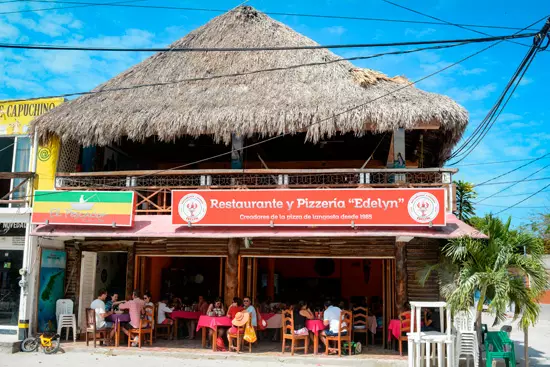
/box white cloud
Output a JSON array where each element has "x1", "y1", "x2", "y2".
[
  {"x1": 323, "y1": 26, "x2": 346, "y2": 36},
  {"x1": 461, "y1": 68, "x2": 486, "y2": 76},
  {"x1": 405, "y1": 28, "x2": 436, "y2": 38},
  {"x1": 0, "y1": 20, "x2": 20, "y2": 40},
  {"x1": 519, "y1": 77, "x2": 533, "y2": 86},
  {"x1": 446, "y1": 83, "x2": 497, "y2": 103}
]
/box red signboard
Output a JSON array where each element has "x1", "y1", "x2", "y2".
[{"x1": 172, "y1": 189, "x2": 446, "y2": 227}]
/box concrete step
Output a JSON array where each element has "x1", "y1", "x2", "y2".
[{"x1": 0, "y1": 335, "x2": 21, "y2": 354}]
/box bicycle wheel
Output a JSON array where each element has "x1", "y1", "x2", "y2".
[
  {"x1": 20, "y1": 338, "x2": 39, "y2": 352},
  {"x1": 43, "y1": 339, "x2": 60, "y2": 354}
]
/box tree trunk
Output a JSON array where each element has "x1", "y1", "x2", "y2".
[
  {"x1": 395, "y1": 242, "x2": 408, "y2": 314},
  {"x1": 224, "y1": 238, "x2": 240, "y2": 307}
]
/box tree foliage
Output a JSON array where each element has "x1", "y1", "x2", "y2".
[
  {"x1": 454, "y1": 180, "x2": 477, "y2": 224},
  {"x1": 418, "y1": 214, "x2": 549, "y2": 331}
]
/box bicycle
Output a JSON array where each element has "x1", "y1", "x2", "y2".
[{"x1": 20, "y1": 332, "x2": 61, "y2": 354}]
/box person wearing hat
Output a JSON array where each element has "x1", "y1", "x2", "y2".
[{"x1": 228, "y1": 311, "x2": 249, "y2": 335}]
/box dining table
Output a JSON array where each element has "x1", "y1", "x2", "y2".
[
  {"x1": 169, "y1": 310, "x2": 202, "y2": 339},
  {"x1": 196, "y1": 315, "x2": 233, "y2": 351},
  {"x1": 305, "y1": 319, "x2": 326, "y2": 355},
  {"x1": 106, "y1": 313, "x2": 131, "y2": 347}
]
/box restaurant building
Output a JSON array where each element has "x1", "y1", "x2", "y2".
[
  {"x1": 27, "y1": 6, "x2": 484, "y2": 345},
  {"x1": 0, "y1": 97, "x2": 63, "y2": 337}
]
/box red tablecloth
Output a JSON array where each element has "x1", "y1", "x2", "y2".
[
  {"x1": 196, "y1": 315, "x2": 233, "y2": 331},
  {"x1": 170, "y1": 311, "x2": 202, "y2": 320},
  {"x1": 106, "y1": 313, "x2": 131, "y2": 323},
  {"x1": 305, "y1": 319, "x2": 326, "y2": 334},
  {"x1": 388, "y1": 319, "x2": 401, "y2": 341}
]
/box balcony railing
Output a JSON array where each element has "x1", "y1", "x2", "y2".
[
  {"x1": 0, "y1": 172, "x2": 35, "y2": 208},
  {"x1": 54, "y1": 168, "x2": 456, "y2": 215}
]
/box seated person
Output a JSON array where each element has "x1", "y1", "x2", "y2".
[
  {"x1": 421, "y1": 308, "x2": 434, "y2": 332},
  {"x1": 293, "y1": 301, "x2": 314, "y2": 343},
  {"x1": 118, "y1": 290, "x2": 145, "y2": 347},
  {"x1": 320, "y1": 300, "x2": 346, "y2": 349},
  {"x1": 105, "y1": 292, "x2": 124, "y2": 312},
  {"x1": 157, "y1": 295, "x2": 175, "y2": 325},
  {"x1": 243, "y1": 296, "x2": 257, "y2": 328},
  {"x1": 90, "y1": 289, "x2": 116, "y2": 344},
  {"x1": 207, "y1": 298, "x2": 226, "y2": 316},
  {"x1": 227, "y1": 297, "x2": 243, "y2": 319}
]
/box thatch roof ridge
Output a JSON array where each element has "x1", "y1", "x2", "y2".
[{"x1": 31, "y1": 5, "x2": 468, "y2": 163}]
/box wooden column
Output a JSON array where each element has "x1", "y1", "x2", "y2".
[
  {"x1": 395, "y1": 241, "x2": 409, "y2": 314},
  {"x1": 246, "y1": 258, "x2": 252, "y2": 297},
  {"x1": 267, "y1": 258, "x2": 275, "y2": 300},
  {"x1": 224, "y1": 238, "x2": 240, "y2": 307},
  {"x1": 126, "y1": 244, "x2": 135, "y2": 299}
]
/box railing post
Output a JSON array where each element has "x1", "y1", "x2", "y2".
[{"x1": 55, "y1": 177, "x2": 63, "y2": 189}]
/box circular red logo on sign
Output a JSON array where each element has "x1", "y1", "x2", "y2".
[
  {"x1": 177, "y1": 193, "x2": 207, "y2": 223},
  {"x1": 407, "y1": 192, "x2": 439, "y2": 224}
]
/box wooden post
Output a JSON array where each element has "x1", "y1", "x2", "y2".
[
  {"x1": 126, "y1": 244, "x2": 135, "y2": 299},
  {"x1": 382, "y1": 260, "x2": 386, "y2": 349},
  {"x1": 219, "y1": 257, "x2": 224, "y2": 298},
  {"x1": 267, "y1": 258, "x2": 275, "y2": 300},
  {"x1": 139, "y1": 256, "x2": 146, "y2": 295},
  {"x1": 224, "y1": 238, "x2": 240, "y2": 307},
  {"x1": 133, "y1": 255, "x2": 140, "y2": 298},
  {"x1": 252, "y1": 258, "x2": 258, "y2": 304},
  {"x1": 246, "y1": 258, "x2": 252, "y2": 297},
  {"x1": 395, "y1": 241, "x2": 408, "y2": 315}
]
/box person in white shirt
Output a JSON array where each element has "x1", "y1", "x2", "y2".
[
  {"x1": 320, "y1": 300, "x2": 347, "y2": 349},
  {"x1": 90, "y1": 289, "x2": 116, "y2": 343},
  {"x1": 157, "y1": 295, "x2": 174, "y2": 325}
]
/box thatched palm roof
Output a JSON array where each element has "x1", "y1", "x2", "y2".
[{"x1": 31, "y1": 6, "x2": 468, "y2": 164}]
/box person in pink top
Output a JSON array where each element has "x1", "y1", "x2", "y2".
[{"x1": 119, "y1": 290, "x2": 145, "y2": 346}]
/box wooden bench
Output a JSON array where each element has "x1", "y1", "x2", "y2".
[{"x1": 484, "y1": 331, "x2": 516, "y2": 367}]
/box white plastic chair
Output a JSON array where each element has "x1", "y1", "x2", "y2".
[
  {"x1": 453, "y1": 310, "x2": 478, "y2": 367},
  {"x1": 56, "y1": 299, "x2": 77, "y2": 342}
]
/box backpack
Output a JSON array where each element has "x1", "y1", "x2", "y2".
[{"x1": 342, "y1": 341, "x2": 362, "y2": 355}]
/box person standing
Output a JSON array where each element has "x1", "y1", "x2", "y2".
[{"x1": 90, "y1": 289, "x2": 116, "y2": 345}]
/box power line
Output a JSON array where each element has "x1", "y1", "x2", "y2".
[
  {"x1": 0, "y1": 0, "x2": 541, "y2": 32},
  {"x1": 382, "y1": 0, "x2": 547, "y2": 50},
  {"x1": 0, "y1": 33, "x2": 535, "y2": 53},
  {"x1": 1, "y1": 42, "x2": 471, "y2": 103},
  {"x1": 452, "y1": 156, "x2": 550, "y2": 167},
  {"x1": 475, "y1": 163, "x2": 550, "y2": 203},
  {"x1": 495, "y1": 182, "x2": 550, "y2": 214},
  {"x1": 474, "y1": 152, "x2": 550, "y2": 187},
  {"x1": 23, "y1": 39, "x2": 502, "y2": 199},
  {"x1": 477, "y1": 189, "x2": 550, "y2": 199},
  {"x1": 81, "y1": 42, "x2": 508, "y2": 187},
  {"x1": 448, "y1": 17, "x2": 550, "y2": 164},
  {"x1": 0, "y1": 0, "x2": 152, "y2": 15},
  {"x1": 478, "y1": 203, "x2": 549, "y2": 209},
  {"x1": 475, "y1": 177, "x2": 550, "y2": 187}
]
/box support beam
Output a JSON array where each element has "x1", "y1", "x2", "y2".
[
  {"x1": 267, "y1": 258, "x2": 275, "y2": 300},
  {"x1": 395, "y1": 241, "x2": 409, "y2": 314},
  {"x1": 246, "y1": 258, "x2": 252, "y2": 297},
  {"x1": 126, "y1": 244, "x2": 135, "y2": 299},
  {"x1": 224, "y1": 238, "x2": 240, "y2": 307},
  {"x1": 231, "y1": 134, "x2": 243, "y2": 169}
]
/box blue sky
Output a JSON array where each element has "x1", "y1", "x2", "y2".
[{"x1": 1, "y1": 0, "x2": 549, "y2": 226}]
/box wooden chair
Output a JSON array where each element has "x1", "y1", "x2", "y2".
[
  {"x1": 352, "y1": 307, "x2": 368, "y2": 348},
  {"x1": 127, "y1": 305, "x2": 154, "y2": 348},
  {"x1": 281, "y1": 309, "x2": 309, "y2": 355},
  {"x1": 228, "y1": 320, "x2": 252, "y2": 353},
  {"x1": 154, "y1": 303, "x2": 172, "y2": 341},
  {"x1": 398, "y1": 311, "x2": 413, "y2": 356},
  {"x1": 85, "y1": 308, "x2": 112, "y2": 348},
  {"x1": 325, "y1": 310, "x2": 352, "y2": 357}
]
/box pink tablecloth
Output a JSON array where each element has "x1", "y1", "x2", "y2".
[
  {"x1": 196, "y1": 315, "x2": 233, "y2": 331},
  {"x1": 170, "y1": 311, "x2": 201, "y2": 320},
  {"x1": 388, "y1": 319, "x2": 401, "y2": 341},
  {"x1": 305, "y1": 319, "x2": 326, "y2": 334}
]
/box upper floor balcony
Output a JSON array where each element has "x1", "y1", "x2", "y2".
[
  {"x1": 0, "y1": 172, "x2": 34, "y2": 209},
  {"x1": 54, "y1": 167, "x2": 456, "y2": 215}
]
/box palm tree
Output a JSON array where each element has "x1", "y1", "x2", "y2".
[
  {"x1": 454, "y1": 180, "x2": 477, "y2": 223},
  {"x1": 419, "y1": 214, "x2": 549, "y2": 333}
]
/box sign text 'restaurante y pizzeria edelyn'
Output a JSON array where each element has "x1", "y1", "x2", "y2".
[{"x1": 172, "y1": 189, "x2": 446, "y2": 227}]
